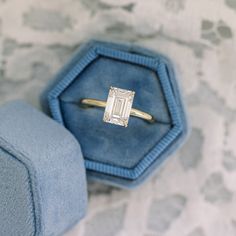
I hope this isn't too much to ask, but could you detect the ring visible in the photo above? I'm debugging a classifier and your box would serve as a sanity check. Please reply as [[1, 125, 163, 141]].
[[81, 87, 155, 127]]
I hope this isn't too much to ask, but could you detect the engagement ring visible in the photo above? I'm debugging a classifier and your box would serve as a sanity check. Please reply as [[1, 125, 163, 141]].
[[81, 87, 154, 127]]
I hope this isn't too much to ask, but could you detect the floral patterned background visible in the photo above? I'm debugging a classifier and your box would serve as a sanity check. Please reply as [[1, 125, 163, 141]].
[[0, 0, 236, 236]]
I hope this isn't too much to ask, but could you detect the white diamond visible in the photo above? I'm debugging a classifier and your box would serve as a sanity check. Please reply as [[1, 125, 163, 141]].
[[103, 87, 135, 127]]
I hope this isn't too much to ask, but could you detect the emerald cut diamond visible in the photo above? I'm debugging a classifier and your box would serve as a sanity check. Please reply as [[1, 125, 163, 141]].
[[103, 87, 135, 127]]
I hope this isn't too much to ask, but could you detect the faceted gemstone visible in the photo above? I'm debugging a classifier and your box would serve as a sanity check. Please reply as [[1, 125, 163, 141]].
[[103, 87, 135, 127]]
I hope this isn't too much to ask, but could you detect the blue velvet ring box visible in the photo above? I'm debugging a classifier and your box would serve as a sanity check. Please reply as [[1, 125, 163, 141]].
[[0, 101, 87, 236], [43, 41, 188, 188]]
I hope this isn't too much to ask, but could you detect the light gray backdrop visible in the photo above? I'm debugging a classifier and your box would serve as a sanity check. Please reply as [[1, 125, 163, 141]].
[[0, 0, 236, 236]]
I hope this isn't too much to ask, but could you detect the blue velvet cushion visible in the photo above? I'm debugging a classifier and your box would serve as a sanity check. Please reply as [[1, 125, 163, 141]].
[[0, 101, 87, 236], [42, 41, 188, 188]]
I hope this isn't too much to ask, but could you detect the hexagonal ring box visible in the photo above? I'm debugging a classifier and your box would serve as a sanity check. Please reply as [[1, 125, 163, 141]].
[[42, 41, 188, 188]]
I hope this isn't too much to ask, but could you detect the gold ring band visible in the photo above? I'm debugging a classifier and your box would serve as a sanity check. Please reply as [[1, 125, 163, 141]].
[[81, 98, 154, 122]]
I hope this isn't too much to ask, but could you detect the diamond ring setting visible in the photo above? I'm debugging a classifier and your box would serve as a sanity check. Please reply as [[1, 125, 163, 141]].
[[81, 87, 154, 127]]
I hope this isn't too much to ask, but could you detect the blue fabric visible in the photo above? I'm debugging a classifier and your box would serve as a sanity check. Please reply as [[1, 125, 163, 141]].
[[0, 101, 87, 236], [42, 41, 188, 188]]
